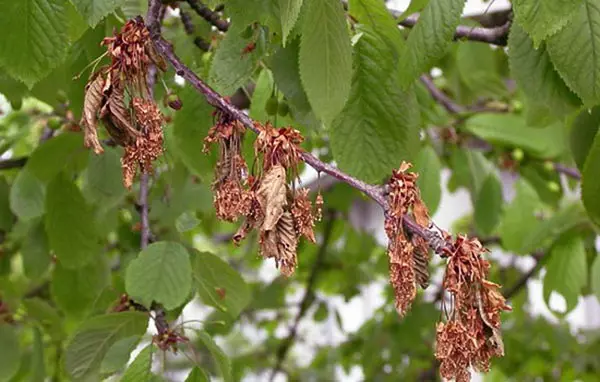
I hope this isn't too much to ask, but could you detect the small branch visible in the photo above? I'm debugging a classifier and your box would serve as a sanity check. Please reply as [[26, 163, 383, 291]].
[[0, 157, 27, 170], [398, 13, 511, 46], [503, 251, 545, 300], [139, 173, 152, 249], [419, 75, 465, 114], [179, 9, 195, 34], [553, 163, 581, 181], [185, 0, 229, 32], [268, 213, 335, 382]]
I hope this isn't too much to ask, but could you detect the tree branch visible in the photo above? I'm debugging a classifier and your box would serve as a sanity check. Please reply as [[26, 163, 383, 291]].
[[185, 0, 229, 32], [0, 157, 27, 171], [398, 13, 511, 46], [268, 212, 336, 382]]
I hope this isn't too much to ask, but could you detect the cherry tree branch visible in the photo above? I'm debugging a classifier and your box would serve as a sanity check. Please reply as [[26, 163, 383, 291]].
[[185, 0, 229, 32], [0, 157, 27, 170]]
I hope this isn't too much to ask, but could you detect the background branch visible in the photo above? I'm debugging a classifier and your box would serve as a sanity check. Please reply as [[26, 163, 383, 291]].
[[185, 0, 229, 32]]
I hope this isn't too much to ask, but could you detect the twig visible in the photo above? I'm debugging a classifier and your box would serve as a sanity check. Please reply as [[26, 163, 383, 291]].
[[398, 13, 511, 46], [268, 213, 336, 382], [503, 251, 545, 299], [139, 173, 152, 249], [553, 163, 581, 181], [0, 157, 27, 170], [185, 0, 229, 32]]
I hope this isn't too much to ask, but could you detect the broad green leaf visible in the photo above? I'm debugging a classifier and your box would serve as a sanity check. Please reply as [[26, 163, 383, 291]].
[[209, 23, 262, 95], [512, 0, 583, 46], [466, 151, 493, 197], [0, 178, 13, 232], [21, 221, 51, 280], [71, 0, 124, 27], [474, 172, 503, 236], [463, 114, 566, 159], [65, 312, 149, 380], [193, 250, 251, 319], [196, 330, 232, 382], [100, 336, 141, 375], [412, 146, 441, 214], [398, 0, 465, 87], [591, 256, 600, 302], [9, 169, 46, 221], [0, 0, 70, 87], [83, 148, 127, 209], [45, 174, 101, 268], [279, 0, 303, 46], [299, 0, 352, 125], [121, 344, 153, 382], [66, 1, 89, 41], [349, 0, 405, 57], [186, 367, 210, 382], [175, 212, 201, 233], [30, 327, 45, 382], [173, 85, 215, 179], [456, 42, 507, 98], [582, 126, 600, 228], [570, 106, 600, 170], [313, 301, 328, 322], [120, 0, 146, 18], [547, 0, 600, 105], [227, 0, 280, 32], [51, 260, 109, 317], [396, 0, 430, 20], [23, 298, 65, 340], [249, 69, 295, 126], [508, 23, 580, 117], [544, 234, 587, 313], [521, 202, 589, 253], [125, 241, 192, 310], [331, 27, 419, 183], [0, 324, 20, 381], [27, 132, 86, 182], [499, 179, 543, 254]]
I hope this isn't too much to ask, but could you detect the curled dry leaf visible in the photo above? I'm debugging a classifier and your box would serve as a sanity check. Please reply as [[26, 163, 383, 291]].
[[388, 233, 416, 316], [257, 164, 287, 231], [260, 211, 298, 276], [81, 73, 106, 154]]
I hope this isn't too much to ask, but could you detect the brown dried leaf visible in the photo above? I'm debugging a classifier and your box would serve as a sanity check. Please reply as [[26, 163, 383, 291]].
[[257, 165, 287, 231], [81, 73, 105, 154], [260, 211, 298, 276], [291, 188, 316, 243], [412, 247, 430, 289], [388, 233, 416, 316], [413, 198, 430, 227], [106, 85, 140, 139]]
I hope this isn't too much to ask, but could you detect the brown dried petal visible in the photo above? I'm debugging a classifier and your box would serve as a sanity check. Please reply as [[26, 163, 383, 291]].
[[291, 188, 316, 243], [81, 73, 105, 154], [106, 86, 140, 139], [388, 233, 416, 316], [260, 211, 298, 276], [257, 164, 287, 231]]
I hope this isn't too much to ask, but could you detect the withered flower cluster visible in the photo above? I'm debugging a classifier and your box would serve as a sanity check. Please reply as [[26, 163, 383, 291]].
[[80, 17, 167, 188], [436, 235, 511, 382], [205, 118, 319, 276], [384, 162, 431, 316]]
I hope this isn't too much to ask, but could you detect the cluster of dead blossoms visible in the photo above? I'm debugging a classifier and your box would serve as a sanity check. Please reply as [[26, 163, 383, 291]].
[[384, 162, 510, 381], [204, 113, 321, 276], [80, 17, 167, 188]]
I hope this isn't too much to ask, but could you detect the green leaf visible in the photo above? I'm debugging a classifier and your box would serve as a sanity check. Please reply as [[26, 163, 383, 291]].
[[71, 0, 124, 27], [121, 344, 153, 382], [412, 146, 441, 214], [456, 42, 507, 98], [582, 125, 600, 228], [186, 367, 210, 382], [331, 27, 419, 183], [23, 298, 65, 340], [27, 132, 86, 183], [547, 0, 600, 105], [51, 259, 109, 317], [209, 23, 262, 95], [120, 0, 146, 18], [508, 22, 580, 117], [474, 172, 503, 236], [173, 85, 215, 179], [398, 0, 465, 87], [10, 169, 46, 221], [349, 0, 405, 56], [0, 324, 20, 381], [313, 301, 328, 322], [543, 234, 587, 313], [299, 0, 352, 125], [570, 106, 600, 170], [100, 336, 141, 375], [227, 0, 280, 32], [279, 0, 303, 46], [0, 178, 12, 232], [45, 173, 101, 268], [463, 114, 566, 159], [192, 250, 251, 319], [21, 221, 51, 280], [396, 0, 430, 20], [65, 312, 149, 380], [83, 148, 127, 209], [591, 255, 600, 302], [125, 241, 192, 310], [512, 0, 583, 46], [196, 330, 232, 382], [30, 327, 45, 382], [0, 0, 70, 87], [499, 178, 543, 254]]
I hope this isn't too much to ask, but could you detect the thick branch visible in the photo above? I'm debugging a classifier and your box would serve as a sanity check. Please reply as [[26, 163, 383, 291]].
[[398, 13, 511, 46], [268, 213, 335, 382], [0, 157, 27, 171]]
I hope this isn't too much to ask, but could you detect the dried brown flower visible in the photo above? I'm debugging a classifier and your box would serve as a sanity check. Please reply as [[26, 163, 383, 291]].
[[254, 123, 303, 173], [81, 73, 106, 154], [291, 188, 316, 243]]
